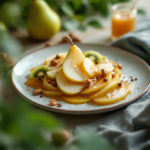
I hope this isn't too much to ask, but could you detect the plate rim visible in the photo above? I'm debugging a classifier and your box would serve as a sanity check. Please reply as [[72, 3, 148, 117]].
[[11, 43, 150, 114]]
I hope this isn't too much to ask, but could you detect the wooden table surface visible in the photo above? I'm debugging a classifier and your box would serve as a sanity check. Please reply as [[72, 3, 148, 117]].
[[13, 0, 150, 129]]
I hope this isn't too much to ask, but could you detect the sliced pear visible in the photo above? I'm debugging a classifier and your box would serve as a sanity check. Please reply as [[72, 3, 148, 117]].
[[43, 90, 62, 98], [81, 73, 111, 95], [95, 61, 114, 74], [90, 74, 120, 99], [63, 96, 91, 104], [93, 82, 132, 105], [81, 67, 121, 95], [63, 45, 88, 82], [56, 69, 83, 95], [43, 76, 58, 91], [80, 58, 96, 77], [47, 67, 61, 79]]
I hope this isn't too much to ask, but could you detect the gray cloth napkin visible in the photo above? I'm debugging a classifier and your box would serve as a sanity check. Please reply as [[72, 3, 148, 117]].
[[112, 18, 150, 64], [77, 19, 150, 150]]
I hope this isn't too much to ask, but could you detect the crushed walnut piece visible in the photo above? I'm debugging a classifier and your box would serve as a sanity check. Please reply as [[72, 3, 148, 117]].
[[130, 76, 138, 82], [47, 79, 57, 87], [117, 64, 122, 69], [49, 99, 58, 106], [101, 69, 107, 77], [69, 32, 82, 43], [135, 78, 138, 81], [45, 42, 52, 47], [51, 80, 57, 87], [40, 94, 44, 98], [130, 78, 134, 82], [33, 88, 42, 95], [103, 78, 108, 82], [85, 79, 92, 88], [57, 103, 62, 107], [95, 75, 101, 80], [84, 79, 96, 89], [118, 82, 122, 87], [50, 59, 59, 66], [111, 72, 115, 78], [55, 54, 60, 60], [60, 32, 82, 43]]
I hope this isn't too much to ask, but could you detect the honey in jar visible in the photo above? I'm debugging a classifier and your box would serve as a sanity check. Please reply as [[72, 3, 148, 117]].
[[111, 3, 137, 40]]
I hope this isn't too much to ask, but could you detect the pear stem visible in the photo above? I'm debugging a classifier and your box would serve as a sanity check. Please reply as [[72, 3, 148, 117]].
[[64, 36, 74, 46]]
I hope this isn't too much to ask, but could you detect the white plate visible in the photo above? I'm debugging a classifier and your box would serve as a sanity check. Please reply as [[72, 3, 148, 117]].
[[11, 44, 150, 115]]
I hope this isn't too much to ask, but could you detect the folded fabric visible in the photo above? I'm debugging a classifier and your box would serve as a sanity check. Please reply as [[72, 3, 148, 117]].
[[76, 18, 150, 150], [112, 18, 150, 64]]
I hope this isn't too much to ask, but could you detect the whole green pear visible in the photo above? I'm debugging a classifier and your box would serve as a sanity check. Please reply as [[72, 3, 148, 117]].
[[0, 2, 22, 29], [27, 0, 61, 40]]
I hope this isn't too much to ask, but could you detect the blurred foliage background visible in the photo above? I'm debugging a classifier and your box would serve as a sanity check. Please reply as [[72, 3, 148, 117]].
[[0, 0, 138, 31], [0, 0, 146, 31], [0, 0, 146, 149]]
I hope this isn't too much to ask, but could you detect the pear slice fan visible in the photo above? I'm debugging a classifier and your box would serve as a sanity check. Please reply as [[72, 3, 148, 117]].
[[26, 36, 132, 105]]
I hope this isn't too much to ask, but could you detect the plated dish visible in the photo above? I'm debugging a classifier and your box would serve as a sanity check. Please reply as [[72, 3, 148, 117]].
[[11, 40, 150, 114], [26, 37, 132, 105]]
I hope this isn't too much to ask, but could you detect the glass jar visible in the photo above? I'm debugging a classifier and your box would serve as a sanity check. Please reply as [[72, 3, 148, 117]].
[[111, 2, 137, 40]]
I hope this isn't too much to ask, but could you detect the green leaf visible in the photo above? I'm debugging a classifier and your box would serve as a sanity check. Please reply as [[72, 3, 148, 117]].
[[63, 19, 78, 31], [61, 2, 74, 17], [73, 15, 86, 21], [78, 23, 87, 31], [90, 0, 109, 17], [75, 128, 116, 150], [0, 31, 22, 59], [138, 8, 146, 16], [72, 0, 82, 10], [88, 20, 102, 28]]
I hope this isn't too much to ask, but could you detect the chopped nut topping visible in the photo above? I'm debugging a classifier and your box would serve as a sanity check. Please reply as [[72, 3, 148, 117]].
[[47, 79, 52, 83], [101, 69, 107, 77], [33, 88, 42, 95], [55, 54, 61, 59], [48, 79, 57, 87], [57, 103, 62, 107], [118, 82, 122, 87], [40, 94, 43, 98], [60, 36, 67, 43], [103, 78, 108, 82], [111, 73, 115, 78], [38, 77, 43, 81], [60, 33, 82, 43], [49, 99, 58, 106], [45, 42, 52, 47], [50, 59, 59, 66], [85, 79, 92, 88], [130, 76, 137, 82], [130, 78, 134, 82], [51, 80, 57, 87], [117, 64, 122, 69], [95, 75, 101, 80], [69, 32, 82, 43]]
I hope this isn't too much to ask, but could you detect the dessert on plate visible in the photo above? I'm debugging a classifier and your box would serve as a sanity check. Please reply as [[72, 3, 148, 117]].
[[25, 36, 132, 105]]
